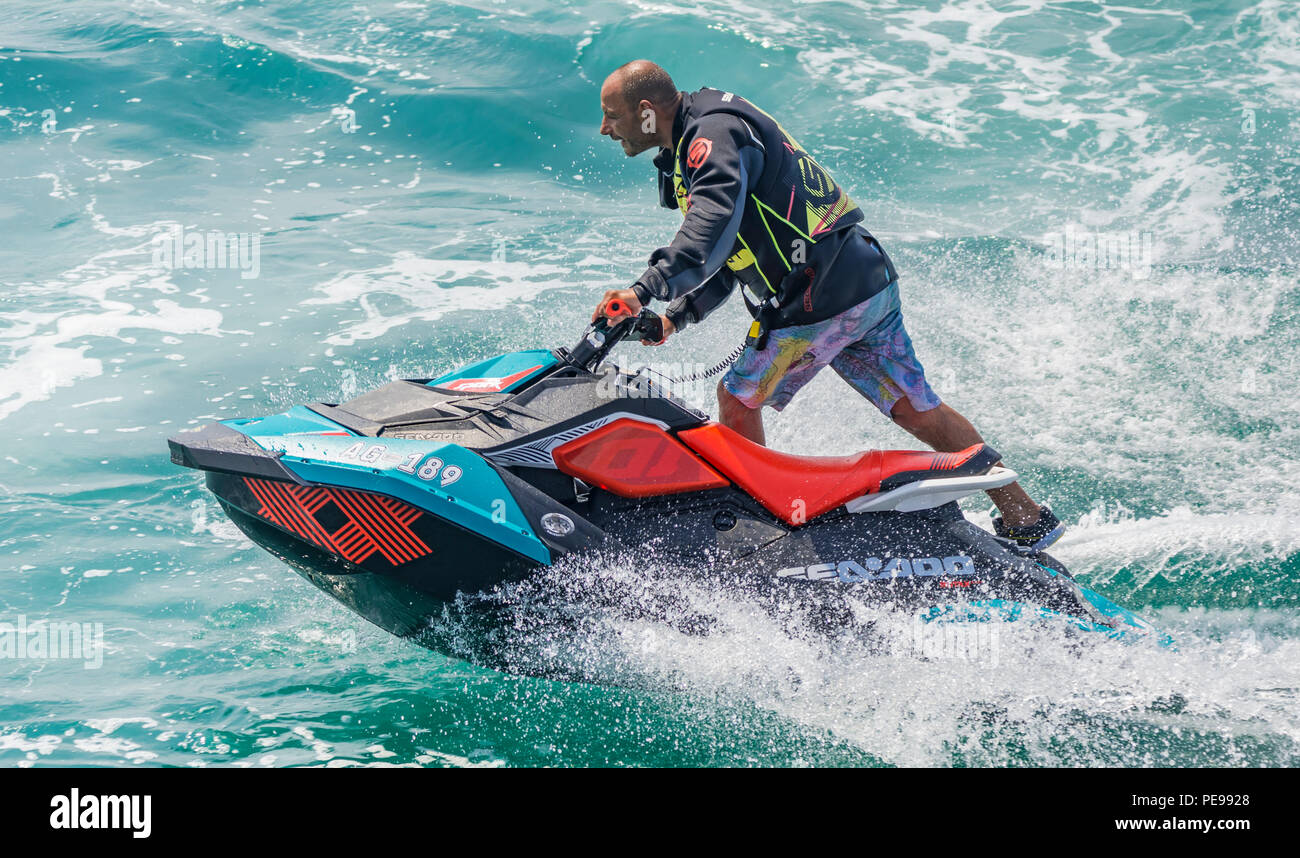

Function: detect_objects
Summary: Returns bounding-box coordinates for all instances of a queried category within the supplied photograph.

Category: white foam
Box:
[449,559,1300,766]
[1059,504,1300,584]
[0,296,222,422]
[0,204,229,421]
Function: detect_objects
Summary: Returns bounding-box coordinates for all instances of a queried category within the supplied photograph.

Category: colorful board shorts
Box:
[721,281,942,415]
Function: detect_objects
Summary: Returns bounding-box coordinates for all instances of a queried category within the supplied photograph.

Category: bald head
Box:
[599,60,681,157]
[610,60,677,110]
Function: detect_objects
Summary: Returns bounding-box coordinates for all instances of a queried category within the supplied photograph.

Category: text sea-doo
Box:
[169,309,1157,649]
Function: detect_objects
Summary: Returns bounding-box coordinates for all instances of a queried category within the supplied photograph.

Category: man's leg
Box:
[718,379,766,446]
[889,397,1042,528]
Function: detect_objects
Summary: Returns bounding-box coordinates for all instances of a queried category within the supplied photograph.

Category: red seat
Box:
[677,422,991,525]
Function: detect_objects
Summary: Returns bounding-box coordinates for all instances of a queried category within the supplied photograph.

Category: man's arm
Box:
[632,114,763,306]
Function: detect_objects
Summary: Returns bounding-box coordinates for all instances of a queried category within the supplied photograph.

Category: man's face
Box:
[600,79,656,156]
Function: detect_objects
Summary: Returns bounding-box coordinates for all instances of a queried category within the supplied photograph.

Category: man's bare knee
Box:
[717,380,766,444]
[717,379,748,411]
[890,397,927,432]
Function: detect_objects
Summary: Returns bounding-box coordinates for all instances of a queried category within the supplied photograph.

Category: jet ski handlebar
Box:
[566,303,664,370]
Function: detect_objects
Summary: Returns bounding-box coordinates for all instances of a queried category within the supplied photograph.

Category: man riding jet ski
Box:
[593,60,1065,551]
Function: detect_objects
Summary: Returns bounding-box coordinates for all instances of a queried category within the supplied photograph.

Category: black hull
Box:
[211,468,1099,649]
[220,500,456,641]
[581,487,1092,617]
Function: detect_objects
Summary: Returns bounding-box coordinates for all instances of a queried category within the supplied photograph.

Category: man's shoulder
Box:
[687,86,744,103]
[684,88,770,131]
[685,111,751,135]
[685,88,749,118]
[681,101,763,153]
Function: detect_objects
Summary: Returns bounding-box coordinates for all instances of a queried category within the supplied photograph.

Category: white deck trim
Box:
[845,466,1019,513]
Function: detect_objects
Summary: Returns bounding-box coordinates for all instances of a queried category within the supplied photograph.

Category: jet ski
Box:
[169,307,1159,650]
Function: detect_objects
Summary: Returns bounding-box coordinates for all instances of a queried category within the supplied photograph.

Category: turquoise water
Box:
[2,0,1298,767]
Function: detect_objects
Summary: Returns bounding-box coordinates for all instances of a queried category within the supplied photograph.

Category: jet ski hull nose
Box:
[206,470,543,610]
[172,409,607,641]
[216,492,468,640]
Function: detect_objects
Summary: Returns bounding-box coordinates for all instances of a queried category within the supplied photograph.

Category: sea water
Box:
[1,0,1297,767]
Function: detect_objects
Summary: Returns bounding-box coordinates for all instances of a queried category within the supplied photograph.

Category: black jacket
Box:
[631,88,896,332]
